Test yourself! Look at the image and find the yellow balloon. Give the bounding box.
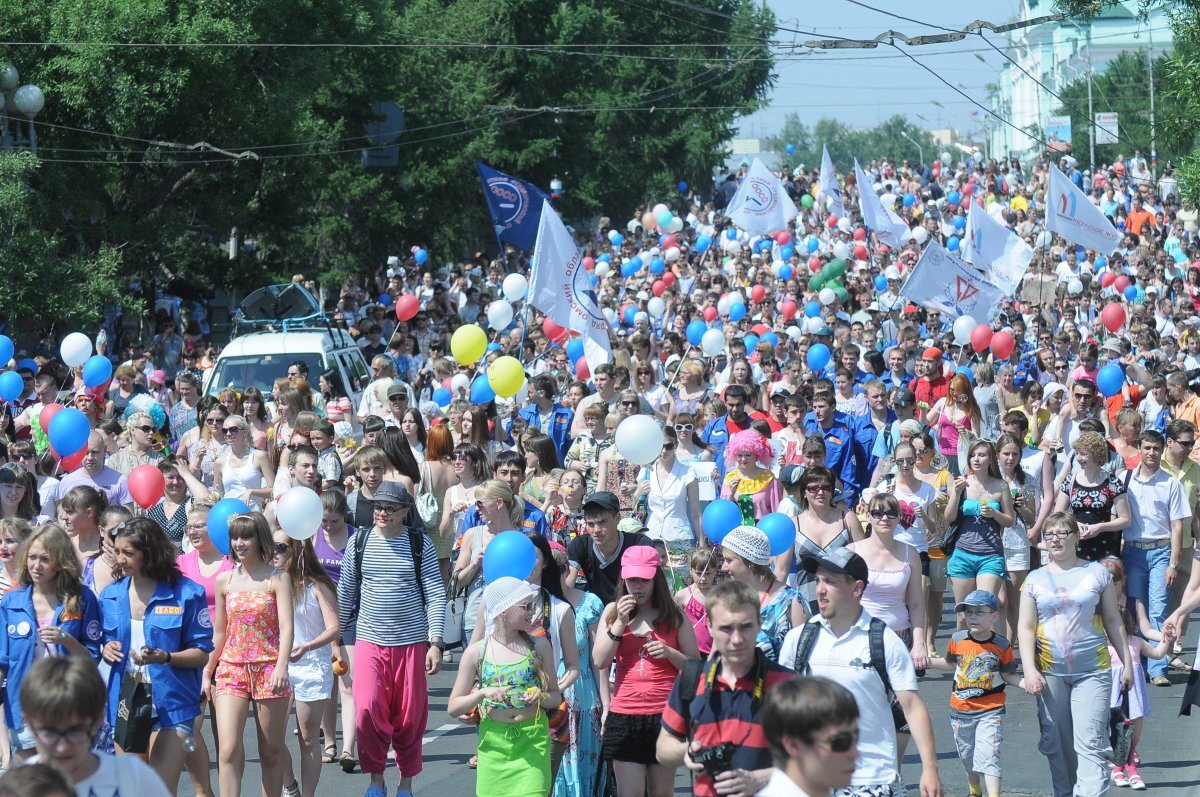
[487,356,526,398]
[451,325,487,363]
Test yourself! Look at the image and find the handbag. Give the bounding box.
[940,490,969,557]
[442,570,468,650]
[1110,687,1133,766]
[416,461,440,534]
[114,669,155,754]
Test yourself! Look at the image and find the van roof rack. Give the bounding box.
[231,284,349,342]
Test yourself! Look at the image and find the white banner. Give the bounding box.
[529,199,612,370]
[725,157,799,236]
[1046,163,1121,254]
[964,201,1033,295]
[854,159,910,248]
[1094,112,1119,146]
[899,240,1005,319]
[820,145,846,219]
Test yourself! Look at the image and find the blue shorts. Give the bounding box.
[946,549,1006,580]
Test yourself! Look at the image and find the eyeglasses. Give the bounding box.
[31,725,94,746]
[389,396,408,403]
[869,508,899,520]
[661,443,676,451]
[11,452,34,462]
[808,729,858,753]
[674,424,693,432]
[1072,392,1092,401]
[911,447,928,455]
[273,542,291,555]
[453,453,470,461]
[620,401,638,408]
[805,484,832,494]
[373,504,402,516]
[1041,529,1074,540]
[894,457,916,466]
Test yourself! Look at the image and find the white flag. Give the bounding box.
[899,240,1005,319]
[820,145,846,218]
[1046,163,1120,254]
[725,158,799,237]
[529,199,612,369]
[964,201,1033,295]
[854,160,910,248]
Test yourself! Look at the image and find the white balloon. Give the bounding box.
[717,295,733,316]
[502,273,528,302]
[730,291,745,307]
[804,317,824,333]
[952,315,976,345]
[664,246,681,262]
[833,241,850,260]
[650,247,661,257]
[603,307,618,326]
[451,373,470,395]
[911,226,929,244]
[595,262,610,278]
[615,415,665,466]
[277,486,323,540]
[1036,230,1052,248]
[941,222,957,238]
[786,325,803,341]
[701,328,726,357]
[608,229,619,242]
[771,260,785,277]
[486,300,514,330]
[639,251,652,266]
[653,203,670,217]
[60,333,93,368]
[941,152,951,164]
[819,288,837,306]
[636,290,650,301]
[1068,278,1084,296]
[647,297,666,318]
[837,217,851,232]
[667,216,684,233]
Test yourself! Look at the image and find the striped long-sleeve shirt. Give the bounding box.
[337,528,446,647]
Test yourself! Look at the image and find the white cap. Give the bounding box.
[884,266,901,280]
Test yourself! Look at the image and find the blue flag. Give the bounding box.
[476,162,551,251]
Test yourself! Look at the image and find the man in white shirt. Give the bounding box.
[780,549,942,797]
[757,676,861,797]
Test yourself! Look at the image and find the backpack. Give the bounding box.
[344,526,428,627]
[791,617,907,729]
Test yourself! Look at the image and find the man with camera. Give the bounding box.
[657,580,795,797]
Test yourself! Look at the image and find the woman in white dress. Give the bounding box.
[213,415,275,510]
[636,427,702,592]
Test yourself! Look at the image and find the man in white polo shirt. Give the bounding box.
[1123,429,1192,686]
[780,549,942,797]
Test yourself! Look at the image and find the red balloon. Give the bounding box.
[662,272,676,287]
[751,285,766,303]
[543,318,566,340]
[1113,275,1130,294]
[652,280,667,297]
[808,256,822,273]
[1100,272,1116,288]
[50,445,86,474]
[774,231,791,245]
[128,464,167,510]
[574,357,590,380]
[990,331,1015,360]
[582,256,595,270]
[853,245,868,261]
[827,214,839,229]
[752,323,769,336]
[970,324,994,354]
[441,377,452,390]
[853,228,867,242]
[960,198,971,210]
[962,183,974,196]
[703,306,718,322]
[394,295,419,322]
[1101,303,1126,333]
[661,235,678,250]
[781,300,797,320]
[39,403,64,434]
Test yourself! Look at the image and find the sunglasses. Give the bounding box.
[662,443,676,451]
[134,425,155,434]
[894,457,916,466]
[620,401,638,408]
[206,417,227,426]
[223,426,242,435]
[869,508,899,520]
[810,730,858,754]
[273,542,291,555]
[674,424,694,432]
[389,396,408,403]
[805,484,832,494]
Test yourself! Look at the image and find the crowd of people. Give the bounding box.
[0,147,1198,797]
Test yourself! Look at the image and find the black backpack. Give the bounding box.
[790,617,906,728]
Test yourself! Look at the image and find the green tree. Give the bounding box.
[776,115,937,171]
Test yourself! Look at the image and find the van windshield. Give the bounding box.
[206,353,326,398]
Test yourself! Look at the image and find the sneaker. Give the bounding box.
[284,782,301,797]
[1112,766,1128,787]
[364,786,387,797]
[1127,766,1145,790]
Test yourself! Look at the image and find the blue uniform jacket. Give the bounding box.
[802,412,861,506]
[851,411,895,490]
[100,575,214,730]
[457,501,548,538]
[515,403,575,462]
[0,586,102,731]
[701,414,733,484]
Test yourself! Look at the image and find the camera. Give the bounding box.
[693,741,735,777]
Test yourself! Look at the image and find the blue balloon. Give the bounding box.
[482,530,538,583]
[650,257,666,275]
[728,303,747,322]
[779,244,794,260]
[947,191,961,205]
[806,237,819,254]
[875,275,888,292]
[0,371,21,402]
[780,265,794,280]
[785,143,796,156]
[696,235,712,254]
[804,301,821,318]
[947,236,960,252]
[414,248,428,265]
[686,320,707,347]
[82,355,113,388]
[903,193,916,207]
[621,260,638,278]
[16,359,36,376]
[471,374,496,404]
[744,334,759,351]
[677,180,689,193]
[755,239,772,254]
[0,336,12,366]
[47,408,91,459]
[760,332,779,348]
[611,233,624,247]
[807,343,831,372]
[432,387,452,407]
[758,512,796,557]
[206,498,250,556]
[624,305,638,325]
[726,229,739,241]
[1123,285,1138,301]
[953,215,967,231]
[702,499,743,544]
[1095,255,1107,269]
[567,338,585,362]
[597,253,612,263]
[1097,363,1124,397]
[377,293,392,306]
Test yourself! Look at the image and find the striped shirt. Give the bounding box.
[337,528,446,647]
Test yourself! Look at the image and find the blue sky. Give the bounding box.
[735,0,1023,138]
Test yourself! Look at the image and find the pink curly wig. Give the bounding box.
[725,429,772,465]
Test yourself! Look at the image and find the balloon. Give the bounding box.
[903,193,916,207]
[703,306,718,322]
[990,331,1015,360]
[774,231,791,246]
[678,180,689,193]
[395,295,419,321]
[911,226,929,244]
[647,297,666,318]
[785,143,796,155]
[486,300,514,331]
[725,229,738,241]
[758,513,796,557]
[0,371,21,402]
[642,212,658,231]
[542,318,567,341]
[808,256,822,273]
[623,305,637,325]
[662,272,676,287]
[1123,285,1138,301]
[39,403,64,433]
[664,246,681,263]
[744,334,759,351]
[751,285,766,303]
[947,191,961,205]
[52,446,86,474]
[806,236,819,254]
[952,315,977,345]
[277,486,324,540]
[583,256,595,271]
[502,273,528,302]
[1100,272,1116,288]
[1097,364,1125,398]
[702,499,742,545]
[650,257,666,275]
[81,356,112,389]
[621,259,638,279]
[780,264,794,280]
[781,300,797,320]
[0,335,11,366]
[1068,278,1084,296]
[610,232,624,247]
[1101,303,1126,333]
[804,301,820,318]
[206,498,250,556]
[832,241,850,260]
[566,338,585,362]
[127,464,166,510]
[471,374,496,404]
[487,356,526,399]
[751,323,769,336]
[686,320,707,346]
[970,324,993,353]
[414,248,428,265]
[615,414,664,466]
[875,275,888,292]
[761,332,779,348]
[451,324,488,363]
[696,235,712,253]
[728,303,747,322]
[451,372,471,396]
[574,356,590,380]
[60,333,92,367]
[947,236,960,252]
[807,343,831,371]
[483,530,538,583]
[801,194,815,209]
[853,244,868,261]
[432,387,452,407]
[376,293,392,306]
[819,288,837,306]
[701,328,725,357]
[1114,275,1130,294]
[780,244,794,260]
[827,214,838,229]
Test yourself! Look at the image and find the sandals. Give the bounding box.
[322,745,337,764]
[340,751,358,773]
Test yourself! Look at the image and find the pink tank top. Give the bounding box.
[178,551,235,616]
[610,624,682,715]
[684,587,713,656]
[937,411,971,456]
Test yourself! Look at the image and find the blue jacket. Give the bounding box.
[0,586,102,730]
[457,501,548,538]
[803,412,860,506]
[852,411,895,490]
[515,403,575,462]
[700,412,769,484]
[100,576,214,730]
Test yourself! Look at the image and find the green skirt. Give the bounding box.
[477,713,551,797]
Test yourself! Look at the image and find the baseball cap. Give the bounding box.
[617,517,647,535]
[779,464,805,486]
[954,589,999,614]
[148,369,166,386]
[721,526,772,566]
[770,386,792,400]
[891,388,916,407]
[802,547,870,585]
[583,491,621,513]
[386,383,408,399]
[814,324,833,336]
[884,266,901,280]
[621,546,662,580]
[372,481,411,506]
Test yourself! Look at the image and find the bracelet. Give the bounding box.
[164,651,172,665]
[606,628,625,642]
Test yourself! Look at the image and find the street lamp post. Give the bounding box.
[900,131,923,167]
[0,64,45,154]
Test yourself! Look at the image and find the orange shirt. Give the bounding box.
[945,631,1016,716]
[1127,209,1156,237]
[1177,395,1200,463]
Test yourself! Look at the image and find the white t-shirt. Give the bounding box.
[29,753,171,797]
[886,478,938,553]
[755,769,819,797]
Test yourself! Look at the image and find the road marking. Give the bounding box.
[422,722,463,746]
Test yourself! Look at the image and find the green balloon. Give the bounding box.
[834,286,850,303]
[810,275,824,290]
[828,259,847,278]
[801,194,815,209]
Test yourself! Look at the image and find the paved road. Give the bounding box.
[179,615,1200,797]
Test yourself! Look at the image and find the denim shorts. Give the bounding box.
[946,549,1006,580]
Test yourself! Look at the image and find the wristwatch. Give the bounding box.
[430,639,446,652]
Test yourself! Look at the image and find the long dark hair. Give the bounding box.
[111,517,181,584]
[528,533,565,602]
[320,368,348,400]
[379,427,420,484]
[241,386,270,423]
[280,537,335,595]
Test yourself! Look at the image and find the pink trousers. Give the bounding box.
[353,641,429,776]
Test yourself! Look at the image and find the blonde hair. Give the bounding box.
[476,479,524,528]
